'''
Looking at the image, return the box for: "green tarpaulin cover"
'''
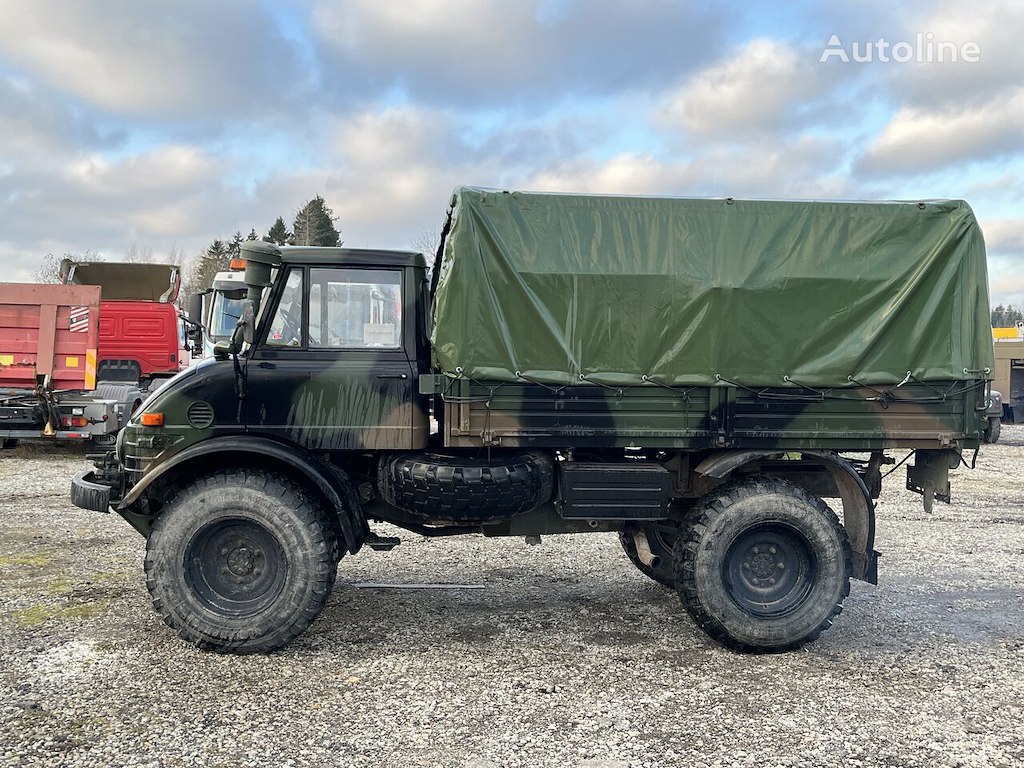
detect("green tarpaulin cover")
[431,187,994,387]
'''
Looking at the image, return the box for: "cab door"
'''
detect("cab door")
[245,265,419,450]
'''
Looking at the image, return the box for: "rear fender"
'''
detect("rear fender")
[695,449,878,584]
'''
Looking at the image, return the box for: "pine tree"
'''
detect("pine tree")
[227,231,244,260]
[291,196,341,246]
[992,304,1024,327]
[264,216,290,246]
[185,239,233,295]
[246,228,259,241]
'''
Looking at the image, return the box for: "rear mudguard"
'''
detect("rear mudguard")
[695,449,878,583]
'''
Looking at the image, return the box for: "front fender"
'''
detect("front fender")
[119,435,367,553]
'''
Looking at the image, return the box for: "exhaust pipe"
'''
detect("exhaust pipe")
[631,529,661,569]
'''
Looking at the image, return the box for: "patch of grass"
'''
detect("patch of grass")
[46,577,74,594]
[11,599,110,628]
[0,550,55,568]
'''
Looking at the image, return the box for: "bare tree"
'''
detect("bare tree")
[410,226,442,272]
[34,250,104,283]
[165,245,186,266]
[123,242,154,263]
[33,253,64,284]
[123,242,187,265]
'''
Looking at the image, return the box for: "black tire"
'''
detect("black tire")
[618,523,680,588]
[985,417,1001,444]
[2,439,18,450]
[378,452,552,522]
[673,478,851,653]
[144,469,338,654]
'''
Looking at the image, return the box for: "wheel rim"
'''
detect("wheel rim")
[722,523,817,618]
[185,518,286,616]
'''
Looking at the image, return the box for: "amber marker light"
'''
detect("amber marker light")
[140,413,165,427]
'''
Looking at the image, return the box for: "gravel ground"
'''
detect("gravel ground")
[1,432,1022,768]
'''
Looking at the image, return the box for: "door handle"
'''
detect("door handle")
[376,373,409,379]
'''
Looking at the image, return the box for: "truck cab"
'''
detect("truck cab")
[241,246,430,450]
[61,260,187,388]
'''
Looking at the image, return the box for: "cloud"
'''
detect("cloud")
[884,0,1024,108]
[976,217,1024,308]
[525,152,691,195]
[983,218,1024,253]
[0,76,120,158]
[0,1,302,118]
[0,144,245,278]
[858,90,1024,175]
[522,135,850,199]
[310,0,723,105]
[658,38,828,141]
[250,106,497,249]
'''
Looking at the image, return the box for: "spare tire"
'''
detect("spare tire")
[378,451,553,522]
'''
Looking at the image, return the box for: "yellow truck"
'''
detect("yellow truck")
[992,326,1023,433]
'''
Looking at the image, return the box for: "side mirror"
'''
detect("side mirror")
[189,324,203,354]
[214,299,256,360]
[188,292,204,325]
[239,300,255,345]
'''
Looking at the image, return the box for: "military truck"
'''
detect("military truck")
[72,189,995,655]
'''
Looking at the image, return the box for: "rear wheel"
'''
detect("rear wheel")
[673,478,851,652]
[145,469,338,654]
[985,416,1001,444]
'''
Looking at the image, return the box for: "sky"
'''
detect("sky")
[0,0,1022,308]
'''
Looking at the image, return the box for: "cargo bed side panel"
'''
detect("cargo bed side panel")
[0,284,102,391]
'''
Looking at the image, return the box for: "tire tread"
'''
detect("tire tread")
[672,477,852,653]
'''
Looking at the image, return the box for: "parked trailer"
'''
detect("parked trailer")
[0,283,119,443]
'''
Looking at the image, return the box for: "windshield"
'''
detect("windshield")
[210,291,245,340]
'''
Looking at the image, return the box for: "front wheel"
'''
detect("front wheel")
[673,478,851,652]
[144,470,338,654]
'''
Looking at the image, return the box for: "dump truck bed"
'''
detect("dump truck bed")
[0,283,101,391]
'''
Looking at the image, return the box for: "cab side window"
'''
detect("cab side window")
[265,269,304,347]
[309,268,402,349]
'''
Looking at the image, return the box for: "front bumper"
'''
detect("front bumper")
[71,470,112,513]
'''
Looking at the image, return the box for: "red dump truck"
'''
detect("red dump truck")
[0,283,122,445]
[60,260,189,387]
